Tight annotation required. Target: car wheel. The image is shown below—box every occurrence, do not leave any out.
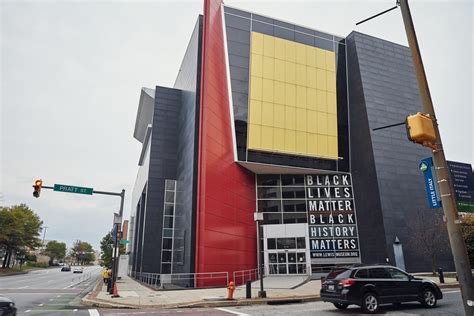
[361,292,379,314]
[333,302,348,310]
[420,287,437,308]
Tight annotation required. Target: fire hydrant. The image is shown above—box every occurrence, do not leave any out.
[227,281,236,300]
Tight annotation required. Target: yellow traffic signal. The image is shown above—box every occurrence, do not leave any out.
[33,179,42,198]
[406,112,437,149]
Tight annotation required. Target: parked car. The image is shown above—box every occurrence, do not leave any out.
[72,266,83,274]
[0,296,16,316]
[320,264,443,314]
[61,265,71,272]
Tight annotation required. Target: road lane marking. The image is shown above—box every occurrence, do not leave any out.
[88,309,100,316]
[74,309,78,312]
[25,310,31,313]
[38,304,43,306]
[49,298,54,301]
[443,290,461,294]
[57,295,62,297]
[19,286,30,289]
[215,308,250,316]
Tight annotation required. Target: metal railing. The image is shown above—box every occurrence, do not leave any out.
[131,271,229,289]
[233,268,259,286]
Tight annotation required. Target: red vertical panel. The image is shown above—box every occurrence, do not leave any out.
[196,0,257,287]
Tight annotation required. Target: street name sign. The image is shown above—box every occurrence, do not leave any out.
[53,184,93,195]
[419,157,442,208]
[120,240,129,245]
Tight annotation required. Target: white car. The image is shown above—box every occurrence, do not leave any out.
[73,267,83,274]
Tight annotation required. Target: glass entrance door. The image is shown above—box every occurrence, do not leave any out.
[268,251,307,275]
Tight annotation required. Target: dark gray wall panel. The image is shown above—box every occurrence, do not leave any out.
[347,32,453,272]
[172,16,202,277]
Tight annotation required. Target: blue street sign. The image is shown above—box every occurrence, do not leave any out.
[112,225,117,242]
[419,157,442,208]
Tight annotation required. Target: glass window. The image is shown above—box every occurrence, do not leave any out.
[267,238,276,249]
[277,253,287,263]
[355,269,369,279]
[283,212,307,224]
[257,187,281,199]
[263,213,282,224]
[277,238,296,249]
[163,216,174,229]
[278,264,287,274]
[326,268,351,280]
[165,180,176,191]
[163,228,173,238]
[288,264,297,274]
[269,264,278,274]
[388,268,409,280]
[258,200,281,213]
[281,175,304,186]
[288,252,296,263]
[164,204,174,215]
[281,187,305,199]
[162,250,172,262]
[297,238,306,249]
[161,263,171,274]
[283,200,306,212]
[269,253,278,263]
[297,252,306,263]
[165,192,175,203]
[162,238,172,250]
[257,175,280,186]
[369,268,391,279]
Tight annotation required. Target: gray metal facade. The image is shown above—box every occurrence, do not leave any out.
[346,31,453,272]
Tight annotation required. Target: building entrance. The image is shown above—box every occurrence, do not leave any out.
[268,250,307,275]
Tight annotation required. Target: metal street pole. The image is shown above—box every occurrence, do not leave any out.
[110,189,125,296]
[42,226,48,251]
[399,0,474,314]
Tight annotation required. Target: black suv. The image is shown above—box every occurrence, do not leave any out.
[320,264,443,313]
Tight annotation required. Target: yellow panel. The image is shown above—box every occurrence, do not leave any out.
[248,124,261,149]
[274,81,285,105]
[296,108,307,132]
[327,92,337,114]
[261,102,274,126]
[274,37,285,60]
[307,110,317,133]
[285,106,296,130]
[296,131,307,153]
[285,40,296,62]
[250,76,262,101]
[307,88,317,111]
[296,43,306,65]
[296,64,306,86]
[327,113,338,136]
[285,61,296,84]
[274,104,285,128]
[316,69,327,91]
[274,128,285,151]
[296,86,306,109]
[326,71,336,93]
[325,51,336,71]
[317,134,328,157]
[263,56,274,79]
[261,126,273,150]
[262,78,274,103]
[316,89,327,112]
[316,48,326,69]
[263,35,274,57]
[274,59,285,82]
[306,67,317,89]
[306,46,317,67]
[284,129,296,152]
[327,136,338,158]
[252,33,264,55]
[251,53,263,77]
[317,112,328,134]
[285,83,296,107]
[249,100,262,125]
[307,133,318,155]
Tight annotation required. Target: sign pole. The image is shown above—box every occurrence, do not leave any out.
[399,0,474,314]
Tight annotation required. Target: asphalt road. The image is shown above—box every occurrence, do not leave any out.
[0,265,102,316]
[97,290,463,316]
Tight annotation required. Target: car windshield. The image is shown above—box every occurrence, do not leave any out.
[326,268,352,280]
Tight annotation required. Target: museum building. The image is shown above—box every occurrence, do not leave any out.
[127,0,454,287]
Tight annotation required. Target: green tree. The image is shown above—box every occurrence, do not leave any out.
[100,232,125,269]
[461,215,474,268]
[0,204,43,268]
[44,240,66,266]
[71,240,95,265]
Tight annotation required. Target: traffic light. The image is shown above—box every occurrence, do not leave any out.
[33,179,42,198]
[406,112,437,149]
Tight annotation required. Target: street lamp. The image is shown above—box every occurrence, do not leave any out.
[254,212,266,298]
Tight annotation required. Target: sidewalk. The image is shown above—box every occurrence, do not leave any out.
[82,274,459,309]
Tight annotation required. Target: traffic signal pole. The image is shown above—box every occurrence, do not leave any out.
[399,0,474,314]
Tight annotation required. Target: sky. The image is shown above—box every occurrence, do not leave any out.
[1,0,472,250]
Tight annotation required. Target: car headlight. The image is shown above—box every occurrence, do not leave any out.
[9,302,15,307]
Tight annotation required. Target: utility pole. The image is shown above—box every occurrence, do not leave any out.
[42,226,48,251]
[398,1,474,313]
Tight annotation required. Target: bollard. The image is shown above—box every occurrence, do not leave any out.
[438,268,445,284]
[246,280,252,299]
